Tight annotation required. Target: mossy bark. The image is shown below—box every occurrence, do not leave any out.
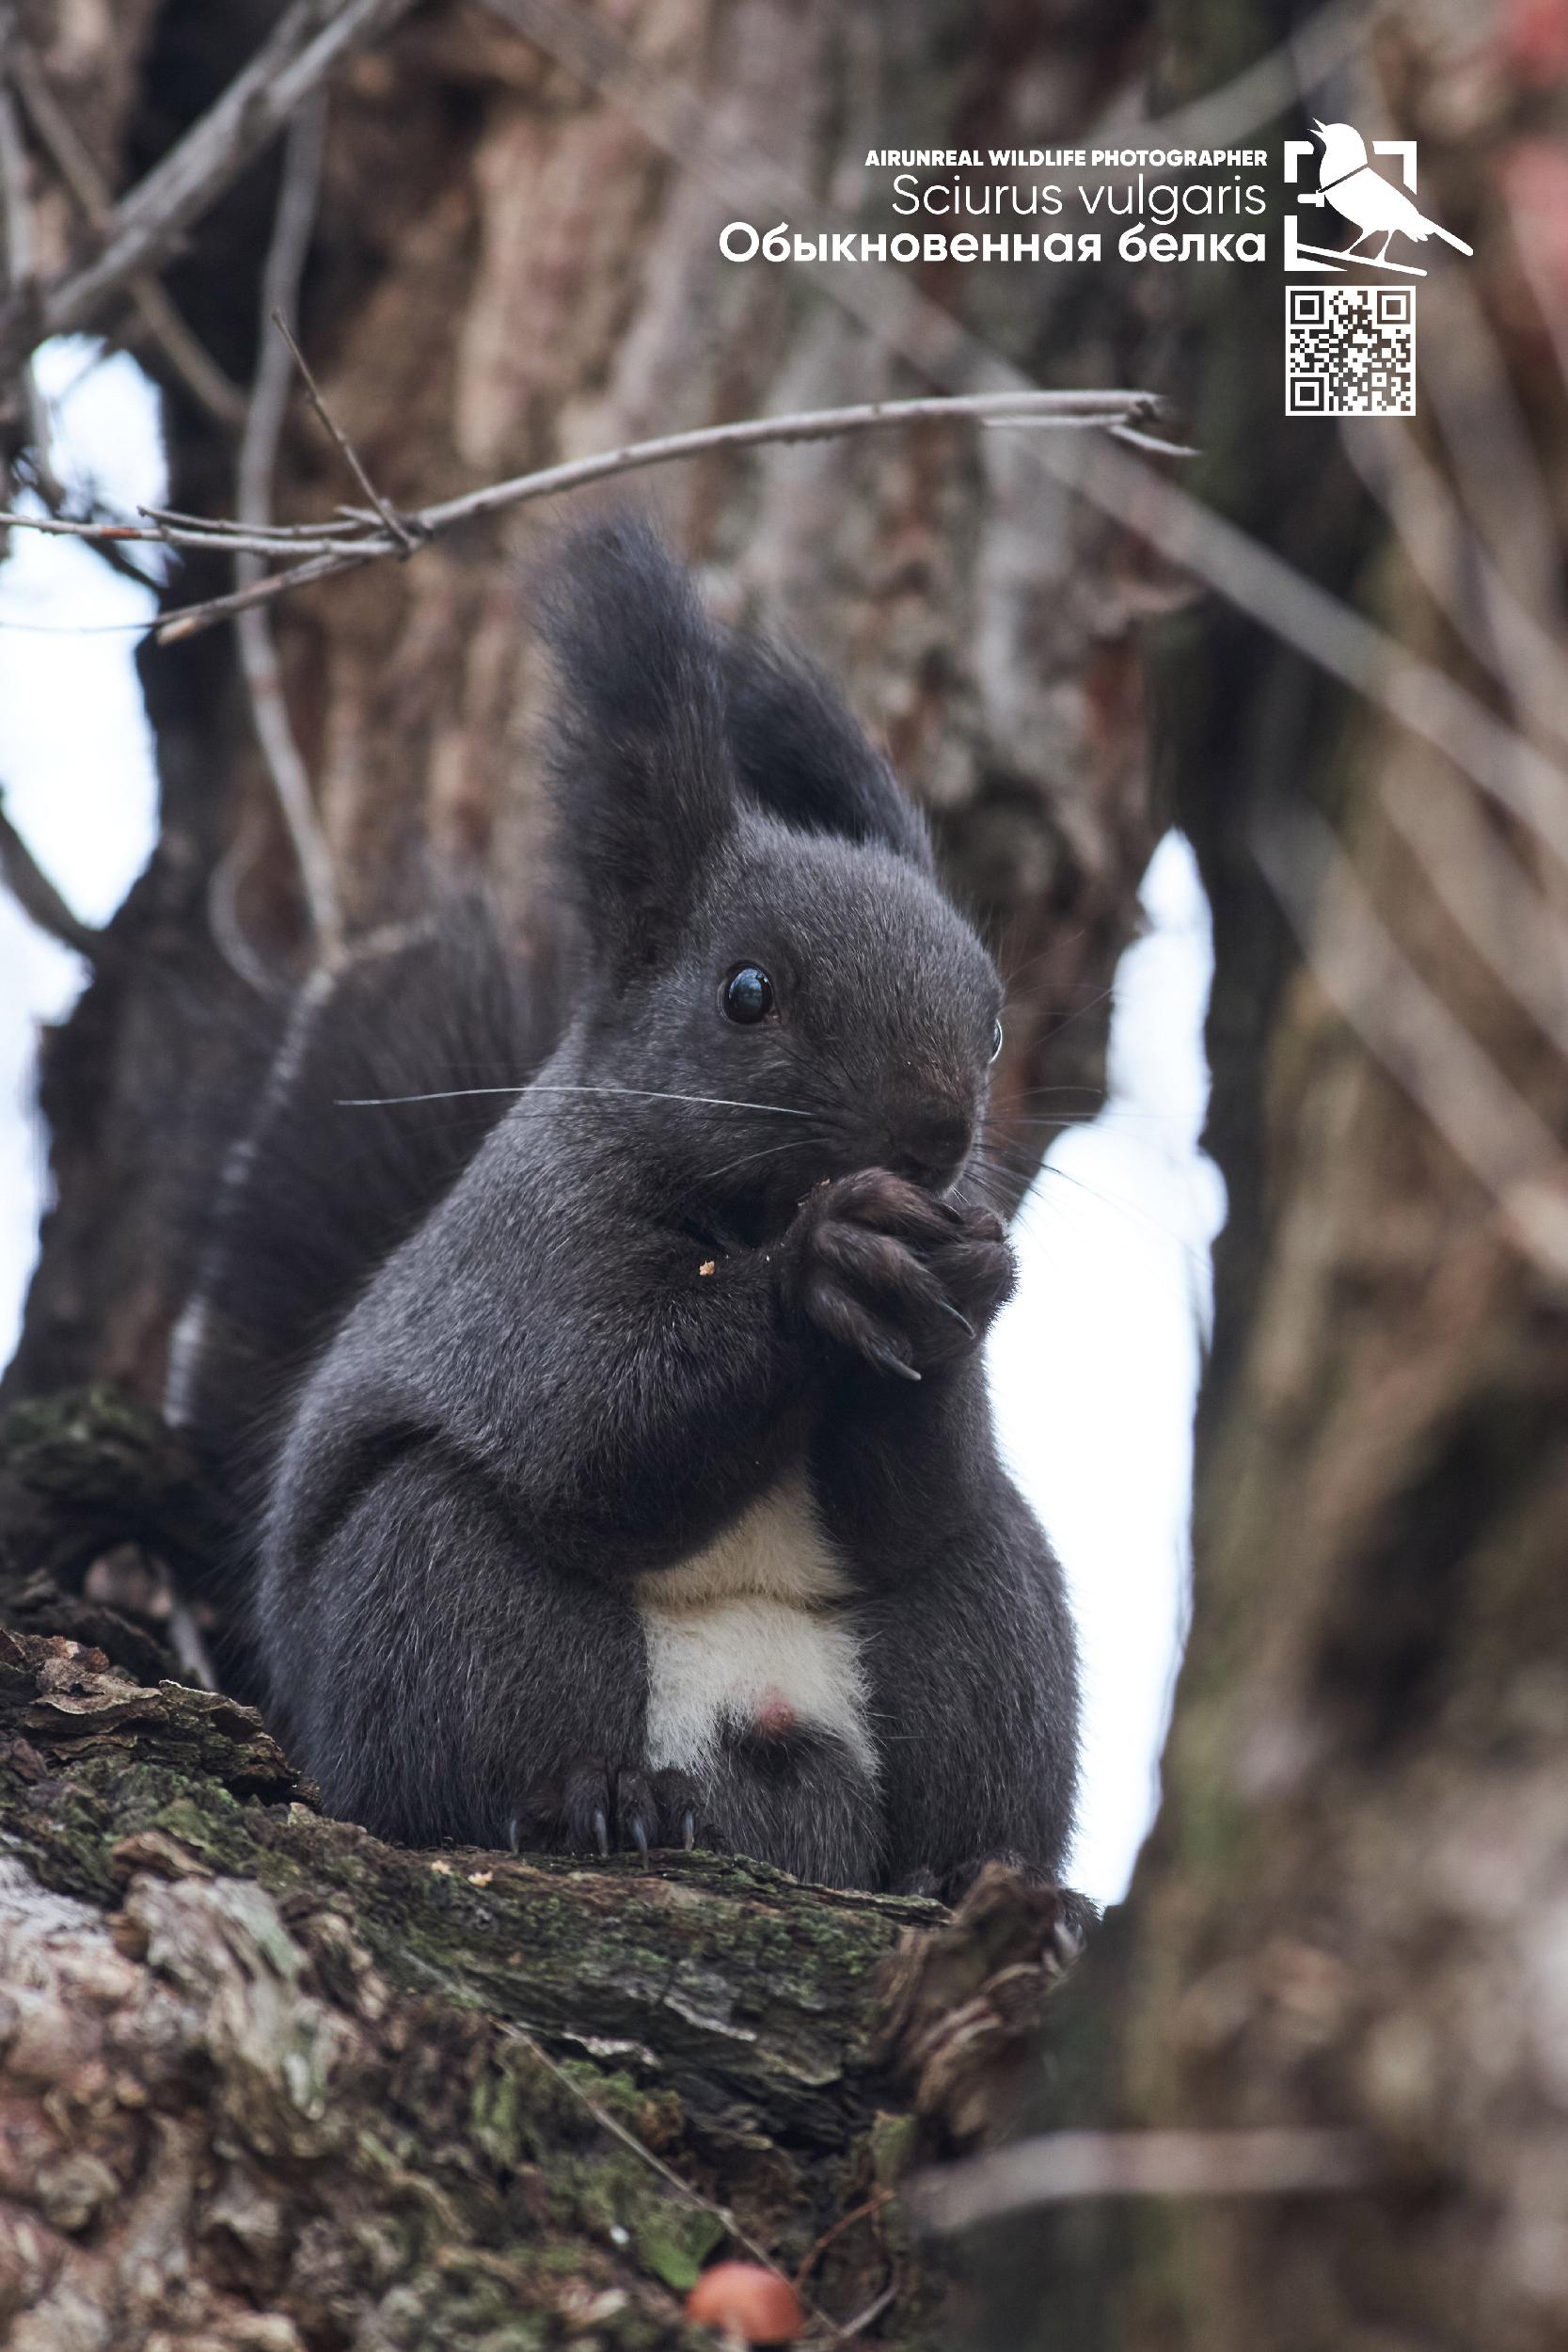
[0,1390,1080,2350]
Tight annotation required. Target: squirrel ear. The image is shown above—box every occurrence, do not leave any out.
[539,515,736,953]
[721,629,933,871]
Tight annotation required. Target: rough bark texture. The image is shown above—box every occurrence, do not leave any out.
[971,7,1568,2350]
[0,1390,1086,2350]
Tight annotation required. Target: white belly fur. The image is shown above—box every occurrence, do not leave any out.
[633,1468,876,1782]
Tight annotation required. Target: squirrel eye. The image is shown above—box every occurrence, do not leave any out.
[990,1018,1005,1063]
[722,964,775,1025]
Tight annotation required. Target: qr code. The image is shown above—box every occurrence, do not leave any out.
[1286,285,1415,417]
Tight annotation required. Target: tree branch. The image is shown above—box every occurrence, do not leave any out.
[0,786,98,958]
[271,309,420,550]
[235,95,340,953]
[10,43,245,430]
[0,0,420,372]
[0,388,1164,638]
[143,389,1161,641]
[911,2126,1375,2231]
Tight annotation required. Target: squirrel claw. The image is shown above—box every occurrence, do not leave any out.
[511,1759,716,1860]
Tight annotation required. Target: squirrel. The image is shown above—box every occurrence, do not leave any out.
[169,515,1081,1900]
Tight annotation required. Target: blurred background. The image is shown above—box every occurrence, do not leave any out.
[2,1,1567,2345]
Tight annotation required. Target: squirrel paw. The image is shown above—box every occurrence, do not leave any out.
[790,1168,1014,1380]
[510,1758,718,1860]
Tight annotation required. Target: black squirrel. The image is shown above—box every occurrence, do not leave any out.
[170,516,1081,1899]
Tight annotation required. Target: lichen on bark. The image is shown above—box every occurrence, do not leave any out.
[0,1389,1076,2350]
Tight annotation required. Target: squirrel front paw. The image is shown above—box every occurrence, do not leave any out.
[510,1758,720,1859]
[786,1168,1014,1381]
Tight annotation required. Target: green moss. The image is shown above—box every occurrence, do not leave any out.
[632,2204,725,2293]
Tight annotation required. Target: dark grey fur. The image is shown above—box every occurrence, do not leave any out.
[178,516,1080,1897]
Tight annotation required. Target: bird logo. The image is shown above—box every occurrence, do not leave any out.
[1300,122,1473,268]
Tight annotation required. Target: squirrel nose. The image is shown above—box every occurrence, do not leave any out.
[885,1102,974,1188]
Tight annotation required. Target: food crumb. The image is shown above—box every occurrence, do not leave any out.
[698,1260,717,1277]
[467,1868,494,1886]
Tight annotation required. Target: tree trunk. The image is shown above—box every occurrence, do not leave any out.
[967,8,1568,2350]
[0,1388,1090,2350]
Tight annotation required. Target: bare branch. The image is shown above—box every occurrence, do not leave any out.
[0,786,98,958]
[0,0,420,371]
[137,390,1161,641]
[270,310,419,550]
[497,2024,838,2343]
[0,506,357,561]
[475,0,1568,889]
[236,94,340,953]
[1046,428,1568,877]
[154,545,360,644]
[0,389,1161,641]
[911,2125,1374,2232]
[0,389,1137,639]
[10,44,245,431]
[1255,805,1568,1284]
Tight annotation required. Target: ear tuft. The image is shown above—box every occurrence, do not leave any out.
[721,629,933,870]
[538,514,736,958]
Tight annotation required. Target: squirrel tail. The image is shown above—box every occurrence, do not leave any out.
[168,898,556,1501]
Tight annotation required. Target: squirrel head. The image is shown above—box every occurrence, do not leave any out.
[538,515,1003,1234]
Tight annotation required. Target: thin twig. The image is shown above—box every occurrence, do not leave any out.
[154,544,356,642]
[496,2022,841,2341]
[794,2189,892,2290]
[911,2125,1375,2232]
[474,0,1568,889]
[1254,805,1568,1284]
[833,2283,898,2341]
[140,390,1161,642]
[236,93,340,951]
[0,0,420,370]
[142,503,370,539]
[0,391,1157,635]
[1047,427,1568,875]
[10,43,245,430]
[0,787,98,957]
[0,506,357,561]
[270,309,418,549]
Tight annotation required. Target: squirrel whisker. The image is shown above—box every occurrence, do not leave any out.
[336,1082,816,1119]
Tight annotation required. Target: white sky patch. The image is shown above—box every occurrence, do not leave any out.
[0,341,165,1363]
[0,349,1217,1913]
[991,831,1223,1907]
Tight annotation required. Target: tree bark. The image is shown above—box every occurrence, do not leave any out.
[0,1389,1086,2349]
[967,8,1568,2350]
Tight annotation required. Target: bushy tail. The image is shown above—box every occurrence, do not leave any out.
[169,899,559,1499]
